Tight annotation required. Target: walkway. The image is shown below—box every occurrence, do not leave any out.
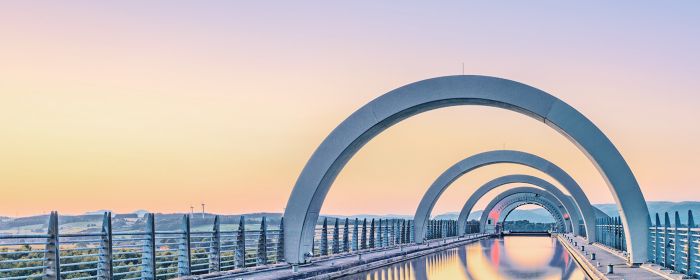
[558,234,673,280]
[181,234,490,280]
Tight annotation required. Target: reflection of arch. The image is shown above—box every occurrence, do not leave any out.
[461,237,579,279]
[456,174,583,236]
[283,75,649,264]
[480,187,568,233]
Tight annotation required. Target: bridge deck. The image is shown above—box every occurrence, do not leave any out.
[559,234,673,280]
[182,234,490,280]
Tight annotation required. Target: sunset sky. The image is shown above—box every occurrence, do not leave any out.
[1,2,699,217]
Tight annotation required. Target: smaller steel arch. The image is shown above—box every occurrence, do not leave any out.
[414,150,597,244]
[479,187,569,233]
[496,198,567,232]
[457,174,584,236]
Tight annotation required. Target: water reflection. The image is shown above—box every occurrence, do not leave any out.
[337,236,586,280]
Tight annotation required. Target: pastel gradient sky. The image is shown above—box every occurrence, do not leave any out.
[1,2,699,217]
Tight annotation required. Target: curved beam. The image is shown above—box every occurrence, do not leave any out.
[497,199,566,232]
[479,187,567,233]
[497,193,572,232]
[415,151,596,243]
[485,188,568,232]
[284,75,649,264]
[456,174,585,236]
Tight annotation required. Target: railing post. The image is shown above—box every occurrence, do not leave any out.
[43,211,60,280]
[396,219,403,244]
[257,216,268,265]
[383,219,389,247]
[429,220,434,240]
[98,212,112,280]
[142,213,156,280]
[352,218,358,251]
[210,215,221,272]
[235,216,246,268]
[674,211,682,271]
[612,217,616,249]
[394,220,400,244]
[377,219,383,248]
[178,215,192,276]
[433,220,437,239]
[342,218,349,252]
[687,210,695,277]
[664,212,671,268]
[655,213,661,264]
[369,219,375,249]
[442,220,447,239]
[361,218,367,250]
[401,220,407,244]
[319,218,328,256]
[603,217,608,247]
[332,218,340,254]
[426,220,430,240]
[277,218,285,263]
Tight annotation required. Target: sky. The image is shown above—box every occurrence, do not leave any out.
[1,1,699,217]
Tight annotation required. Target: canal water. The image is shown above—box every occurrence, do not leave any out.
[337,236,586,280]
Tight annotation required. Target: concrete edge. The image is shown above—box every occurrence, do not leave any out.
[640,263,695,280]
[556,234,606,280]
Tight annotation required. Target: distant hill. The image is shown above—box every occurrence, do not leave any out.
[434,201,700,224]
[595,201,700,223]
[3,201,700,233]
[434,208,556,223]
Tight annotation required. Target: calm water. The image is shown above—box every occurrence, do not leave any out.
[337,236,586,280]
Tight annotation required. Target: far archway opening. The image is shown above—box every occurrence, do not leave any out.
[502,204,557,233]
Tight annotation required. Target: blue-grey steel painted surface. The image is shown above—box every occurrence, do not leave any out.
[455,174,584,236]
[283,75,648,263]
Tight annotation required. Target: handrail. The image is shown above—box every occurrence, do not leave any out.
[0,213,466,280]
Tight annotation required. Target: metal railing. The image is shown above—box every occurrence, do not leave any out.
[1,212,283,280]
[425,220,459,240]
[648,210,699,278]
[310,218,417,257]
[596,216,626,252]
[2,213,473,280]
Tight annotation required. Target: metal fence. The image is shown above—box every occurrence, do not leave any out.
[464,220,480,235]
[0,212,283,280]
[648,210,699,278]
[596,216,626,252]
[425,220,459,240]
[1,213,469,280]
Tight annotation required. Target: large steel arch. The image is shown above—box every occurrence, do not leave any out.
[414,151,596,244]
[480,187,568,233]
[283,75,649,264]
[456,174,585,236]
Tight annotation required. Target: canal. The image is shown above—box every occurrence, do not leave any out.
[337,236,586,280]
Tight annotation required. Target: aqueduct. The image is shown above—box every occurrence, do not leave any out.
[283,75,649,264]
